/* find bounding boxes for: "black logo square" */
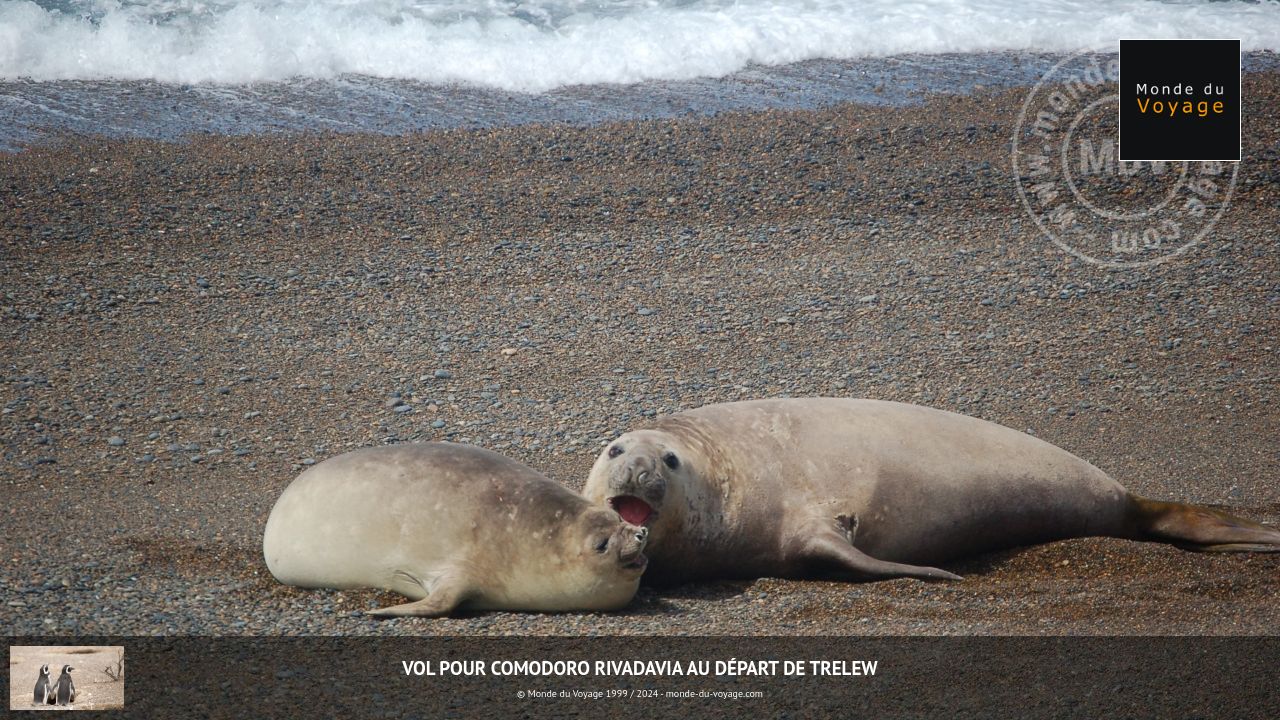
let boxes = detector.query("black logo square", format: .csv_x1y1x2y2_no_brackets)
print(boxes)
1119,39,1240,161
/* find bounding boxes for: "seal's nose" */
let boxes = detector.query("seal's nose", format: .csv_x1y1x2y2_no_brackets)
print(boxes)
635,527,649,543
621,455,656,485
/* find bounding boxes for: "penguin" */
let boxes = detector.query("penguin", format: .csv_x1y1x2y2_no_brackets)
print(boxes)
33,664,52,705
54,664,76,706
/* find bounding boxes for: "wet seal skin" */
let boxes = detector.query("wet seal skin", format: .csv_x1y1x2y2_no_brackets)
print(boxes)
585,398,1280,586
264,442,648,617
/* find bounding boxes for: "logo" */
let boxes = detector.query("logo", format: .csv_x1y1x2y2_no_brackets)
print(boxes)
1012,53,1238,268
1119,39,1241,162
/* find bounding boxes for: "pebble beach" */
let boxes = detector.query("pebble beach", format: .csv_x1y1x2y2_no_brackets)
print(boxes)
3,70,1279,637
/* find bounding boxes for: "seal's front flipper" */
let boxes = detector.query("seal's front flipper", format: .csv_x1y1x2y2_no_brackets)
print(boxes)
367,595,458,618
804,531,962,582
1128,496,1280,552
367,576,467,618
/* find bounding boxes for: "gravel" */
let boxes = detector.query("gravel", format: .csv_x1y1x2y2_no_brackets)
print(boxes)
1,75,1278,637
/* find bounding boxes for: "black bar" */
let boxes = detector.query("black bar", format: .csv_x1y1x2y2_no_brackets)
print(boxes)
8,636,1276,718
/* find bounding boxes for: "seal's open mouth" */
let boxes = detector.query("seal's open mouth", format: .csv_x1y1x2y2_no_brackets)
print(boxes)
610,495,654,526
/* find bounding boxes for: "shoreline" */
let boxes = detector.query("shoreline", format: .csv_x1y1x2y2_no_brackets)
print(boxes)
2,71,1278,636
4,51,1279,153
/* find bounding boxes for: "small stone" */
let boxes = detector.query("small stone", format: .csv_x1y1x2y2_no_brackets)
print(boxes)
637,307,655,316
107,436,126,447
431,419,446,429
301,458,316,466
433,369,452,380
393,405,413,414
244,411,261,419
215,386,231,395
500,348,518,356
858,294,878,303
196,277,210,288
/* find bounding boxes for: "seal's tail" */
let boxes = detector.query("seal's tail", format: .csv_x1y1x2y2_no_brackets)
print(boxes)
1127,495,1280,552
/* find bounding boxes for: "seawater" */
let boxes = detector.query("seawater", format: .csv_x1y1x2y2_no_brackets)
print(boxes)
1,1,1277,149
3,0,1278,88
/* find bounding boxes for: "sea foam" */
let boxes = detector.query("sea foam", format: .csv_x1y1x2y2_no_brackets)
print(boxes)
1,0,1278,89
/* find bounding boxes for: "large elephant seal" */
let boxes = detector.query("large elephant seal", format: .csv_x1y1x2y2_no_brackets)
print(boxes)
584,398,1280,586
264,442,649,617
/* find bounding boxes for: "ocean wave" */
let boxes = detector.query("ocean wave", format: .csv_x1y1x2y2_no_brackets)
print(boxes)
1,0,1278,89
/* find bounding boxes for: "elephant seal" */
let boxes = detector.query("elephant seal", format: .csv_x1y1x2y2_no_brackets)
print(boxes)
264,442,649,617
584,398,1280,585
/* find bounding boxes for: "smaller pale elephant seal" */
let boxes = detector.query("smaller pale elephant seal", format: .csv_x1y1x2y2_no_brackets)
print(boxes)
263,442,649,617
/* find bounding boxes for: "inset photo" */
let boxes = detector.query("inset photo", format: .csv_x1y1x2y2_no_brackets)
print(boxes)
8,646,124,712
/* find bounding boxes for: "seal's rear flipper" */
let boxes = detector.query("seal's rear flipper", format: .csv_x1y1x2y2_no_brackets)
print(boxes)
1128,495,1280,552
804,531,962,582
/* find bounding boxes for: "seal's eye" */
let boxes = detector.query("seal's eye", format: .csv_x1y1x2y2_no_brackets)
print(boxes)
607,445,623,459
595,537,610,554
662,452,680,470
